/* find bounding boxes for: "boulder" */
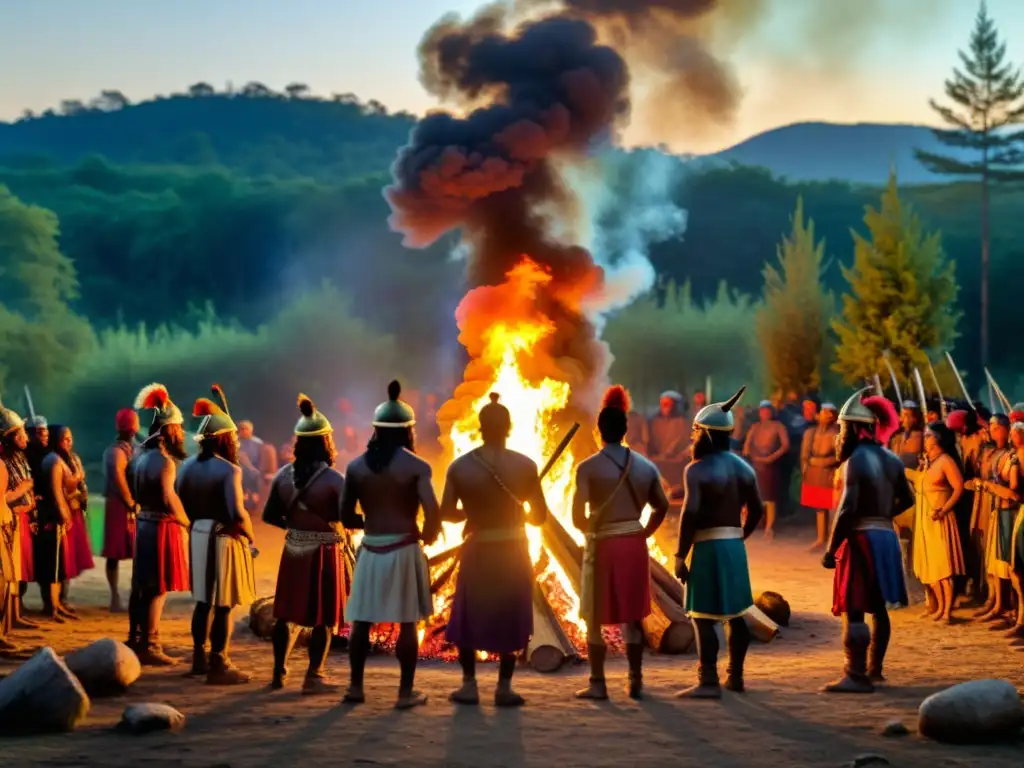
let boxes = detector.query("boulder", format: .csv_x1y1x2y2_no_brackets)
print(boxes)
0,647,90,733
249,595,309,646
881,720,909,737
918,679,1024,744
754,591,791,627
64,638,141,696
118,703,186,735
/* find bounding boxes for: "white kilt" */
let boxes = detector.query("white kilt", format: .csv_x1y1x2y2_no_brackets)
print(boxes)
345,534,432,624
190,519,256,608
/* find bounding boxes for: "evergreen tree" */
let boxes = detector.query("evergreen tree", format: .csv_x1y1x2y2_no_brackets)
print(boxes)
832,172,960,386
755,197,834,395
915,0,1024,369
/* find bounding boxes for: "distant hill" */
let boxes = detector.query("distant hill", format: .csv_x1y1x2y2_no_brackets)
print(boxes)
706,121,971,185
0,94,974,185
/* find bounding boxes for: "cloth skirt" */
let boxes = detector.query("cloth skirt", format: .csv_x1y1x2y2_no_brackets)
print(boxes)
33,526,66,585
273,531,347,628
588,532,651,626
101,496,135,561
800,483,833,510
447,537,534,653
754,464,780,503
832,529,908,615
912,506,965,585
346,534,432,625
62,509,95,580
685,538,753,620
16,511,33,582
986,507,1014,579
133,517,190,594
190,519,256,608
1012,509,1024,575
0,525,16,583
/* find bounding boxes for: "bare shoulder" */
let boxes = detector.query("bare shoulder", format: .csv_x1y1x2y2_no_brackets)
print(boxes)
631,451,660,479
505,449,539,475
325,466,346,489
399,448,433,477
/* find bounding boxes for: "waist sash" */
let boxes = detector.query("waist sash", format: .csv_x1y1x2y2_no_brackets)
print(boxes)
694,526,743,543
360,532,419,555
284,527,345,557
853,518,895,533
137,509,172,523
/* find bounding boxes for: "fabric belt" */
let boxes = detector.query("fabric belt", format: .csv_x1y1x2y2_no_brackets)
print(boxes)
137,509,169,523
694,526,743,543
595,519,644,541
286,529,345,546
360,532,419,554
853,518,894,532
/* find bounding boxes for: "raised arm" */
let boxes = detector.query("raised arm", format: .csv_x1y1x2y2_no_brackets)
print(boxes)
571,464,588,533
439,464,465,524
226,465,256,543
339,472,364,530
417,465,442,544
161,457,191,528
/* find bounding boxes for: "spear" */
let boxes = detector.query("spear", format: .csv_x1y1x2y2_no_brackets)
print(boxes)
705,376,712,405
984,368,1012,413
925,359,947,419
872,374,884,397
882,351,903,405
23,385,36,421
944,351,976,412
912,368,928,423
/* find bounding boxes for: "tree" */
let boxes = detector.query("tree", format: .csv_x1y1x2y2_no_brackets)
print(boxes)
284,82,310,99
91,89,131,111
832,172,960,387
187,82,216,97
915,1,1024,370
59,99,87,115
755,197,834,395
241,81,273,98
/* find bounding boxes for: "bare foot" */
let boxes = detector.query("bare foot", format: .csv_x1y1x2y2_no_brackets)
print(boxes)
807,540,825,553
676,683,722,699
574,680,609,700
764,529,775,542
395,690,428,710
821,674,874,694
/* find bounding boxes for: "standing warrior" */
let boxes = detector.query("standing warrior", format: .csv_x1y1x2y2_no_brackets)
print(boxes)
572,385,670,701
263,395,348,694
33,425,79,622
0,399,38,631
130,384,192,665
801,403,840,552
821,389,912,693
675,387,761,699
176,385,257,684
0,397,32,653
102,408,140,614
742,400,789,540
341,380,441,709
442,393,549,707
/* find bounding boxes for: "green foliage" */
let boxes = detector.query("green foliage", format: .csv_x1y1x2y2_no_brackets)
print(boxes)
604,280,760,407
0,185,94,396
832,173,960,386
53,285,407,461
755,197,835,395
916,1,1024,179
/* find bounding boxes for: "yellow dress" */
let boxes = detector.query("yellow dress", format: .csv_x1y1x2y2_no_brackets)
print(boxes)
911,455,966,585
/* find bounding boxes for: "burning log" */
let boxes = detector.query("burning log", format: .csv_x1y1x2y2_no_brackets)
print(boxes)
649,557,684,605
526,582,576,673
644,580,695,654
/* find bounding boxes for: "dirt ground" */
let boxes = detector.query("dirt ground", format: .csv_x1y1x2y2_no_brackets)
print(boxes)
2,517,1022,768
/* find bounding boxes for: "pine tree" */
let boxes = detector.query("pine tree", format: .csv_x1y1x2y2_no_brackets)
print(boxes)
832,172,960,386
914,0,1024,369
755,197,834,395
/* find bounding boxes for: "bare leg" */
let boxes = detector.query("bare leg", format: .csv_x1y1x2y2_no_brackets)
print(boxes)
106,560,123,612
344,621,370,703
809,510,829,550
973,575,998,616
395,622,426,709
1008,574,1024,638
922,585,938,617
936,578,954,622
271,619,297,688
979,578,1006,622
138,591,176,665
867,608,891,683
301,625,338,694
764,502,776,541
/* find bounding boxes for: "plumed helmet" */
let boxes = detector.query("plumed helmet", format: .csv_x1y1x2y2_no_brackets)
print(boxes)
133,383,183,430
0,393,25,436
372,380,415,428
693,386,746,432
28,415,47,429
295,394,332,437
193,384,237,438
838,387,876,424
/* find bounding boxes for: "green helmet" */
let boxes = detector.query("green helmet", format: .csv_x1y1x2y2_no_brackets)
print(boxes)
0,394,25,436
295,393,332,436
193,384,238,438
372,380,415,428
693,386,746,432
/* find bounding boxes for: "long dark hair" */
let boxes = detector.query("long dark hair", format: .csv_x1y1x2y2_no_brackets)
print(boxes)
365,426,415,473
692,427,731,459
927,422,965,475
293,433,336,488
199,431,239,465
47,424,71,463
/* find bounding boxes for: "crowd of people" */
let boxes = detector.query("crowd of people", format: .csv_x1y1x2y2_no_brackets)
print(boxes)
0,376,1018,710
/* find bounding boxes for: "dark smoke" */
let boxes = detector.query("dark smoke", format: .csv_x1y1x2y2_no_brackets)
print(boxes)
385,14,631,413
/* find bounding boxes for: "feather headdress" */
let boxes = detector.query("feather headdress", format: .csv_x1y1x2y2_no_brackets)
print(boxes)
600,385,631,413
134,383,170,411
862,394,899,445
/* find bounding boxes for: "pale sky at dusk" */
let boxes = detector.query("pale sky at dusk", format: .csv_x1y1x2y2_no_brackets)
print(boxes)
2,0,1023,152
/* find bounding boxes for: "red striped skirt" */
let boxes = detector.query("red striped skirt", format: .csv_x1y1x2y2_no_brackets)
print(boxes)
273,538,346,628
62,509,95,579
132,517,191,594
101,496,135,561
593,533,651,625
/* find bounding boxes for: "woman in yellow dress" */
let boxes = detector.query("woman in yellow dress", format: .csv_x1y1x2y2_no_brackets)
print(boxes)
912,423,966,623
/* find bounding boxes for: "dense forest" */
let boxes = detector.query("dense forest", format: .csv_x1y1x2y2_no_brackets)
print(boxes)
1,88,1020,459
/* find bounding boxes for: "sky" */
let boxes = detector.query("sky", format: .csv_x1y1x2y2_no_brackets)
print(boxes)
2,0,1023,153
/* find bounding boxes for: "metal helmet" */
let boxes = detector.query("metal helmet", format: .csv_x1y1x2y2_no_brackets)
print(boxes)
193,384,237,438
693,386,746,432
295,394,332,437
0,394,25,436
372,380,415,428
134,383,183,431
838,387,876,424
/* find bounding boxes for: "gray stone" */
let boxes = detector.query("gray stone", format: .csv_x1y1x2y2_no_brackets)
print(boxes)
0,647,90,733
849,755,889,767
918,678,1024,744
118,703,186,735
881,720,909,737
64,638,141,696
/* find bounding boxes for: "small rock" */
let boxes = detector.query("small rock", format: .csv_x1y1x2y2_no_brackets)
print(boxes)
754,591,791,627
881,720,909,737
64,638,141,696
849,755,889,767
118,703,186,735
918,679,1024,744
0,647,90,733
249,595,309,646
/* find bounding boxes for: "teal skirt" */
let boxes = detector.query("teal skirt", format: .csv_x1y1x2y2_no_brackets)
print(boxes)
685,538,754,620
